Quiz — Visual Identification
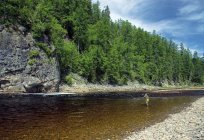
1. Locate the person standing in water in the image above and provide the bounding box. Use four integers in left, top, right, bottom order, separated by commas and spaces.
144, 93, 150, 106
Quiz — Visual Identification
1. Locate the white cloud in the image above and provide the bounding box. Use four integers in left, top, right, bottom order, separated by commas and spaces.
93, 0, 204, 55
93, 0, 145, 16
179, 0, 201, 15
179, 0, 204, 22
93, 0, 183, 33
186, 11, 204, 21
110, 12, 156, 32
175, 40, 202, 55
188, 45, 203, 56
179, 4, 200, 15
93, 0, 173, 33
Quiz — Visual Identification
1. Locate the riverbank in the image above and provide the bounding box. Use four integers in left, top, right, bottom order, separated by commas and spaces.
59, 83, 156, 93
1, 83, 204, 97
59, 84, 204, 94
125, 97, 204, 140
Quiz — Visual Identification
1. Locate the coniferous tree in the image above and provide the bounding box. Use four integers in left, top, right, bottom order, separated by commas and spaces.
1, 0, 203, 85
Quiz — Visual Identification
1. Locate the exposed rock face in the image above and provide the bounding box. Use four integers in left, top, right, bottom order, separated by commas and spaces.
0, 25, 60, 93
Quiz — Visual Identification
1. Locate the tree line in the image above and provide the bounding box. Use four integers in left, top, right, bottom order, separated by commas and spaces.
1, 0, 204, 85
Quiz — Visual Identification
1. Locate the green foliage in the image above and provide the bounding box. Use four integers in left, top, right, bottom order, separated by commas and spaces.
59, 41, 79, 75
29, 50, 39, 58
2, 0, 204, 86
36, 42, 52, 57
65, 75, 73, 85
28, 59, 36, 66
28, 50, 39, 66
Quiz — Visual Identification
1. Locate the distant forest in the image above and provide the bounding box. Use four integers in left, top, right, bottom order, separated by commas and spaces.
1, 0, 204, 85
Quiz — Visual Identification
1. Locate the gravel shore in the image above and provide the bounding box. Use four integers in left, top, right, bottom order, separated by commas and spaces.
59, 83, 157, 93
59, 84, 204, 94
125, 97, 204, 140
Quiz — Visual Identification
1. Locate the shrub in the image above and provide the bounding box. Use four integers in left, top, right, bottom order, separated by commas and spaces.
29, 50, 39, 58
65, 75, 73, 85
36, 42, 52, 57
28, 59, 36, 65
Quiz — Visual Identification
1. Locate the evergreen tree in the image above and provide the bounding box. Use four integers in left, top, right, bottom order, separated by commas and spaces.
1, 0, 203, 85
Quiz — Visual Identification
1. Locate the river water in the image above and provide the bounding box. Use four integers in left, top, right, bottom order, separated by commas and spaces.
0, 94, 201, 140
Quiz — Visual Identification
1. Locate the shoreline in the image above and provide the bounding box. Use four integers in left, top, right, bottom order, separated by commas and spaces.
59, 84, 204, 95
125, 97, 204, 140
60, 84, 204, 93
0, 84, 204, 97
1, 79, 204, 94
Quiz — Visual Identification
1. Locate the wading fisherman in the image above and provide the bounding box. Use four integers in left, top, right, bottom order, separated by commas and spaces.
144, 93, 150, 106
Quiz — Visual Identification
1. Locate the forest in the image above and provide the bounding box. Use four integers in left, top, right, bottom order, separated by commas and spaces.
1, 0, 204, 86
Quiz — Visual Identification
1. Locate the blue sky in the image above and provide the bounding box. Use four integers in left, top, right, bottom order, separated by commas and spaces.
93, 0, 204, 56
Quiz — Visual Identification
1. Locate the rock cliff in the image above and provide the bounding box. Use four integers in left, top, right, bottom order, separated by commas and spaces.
0, 25, 60, 93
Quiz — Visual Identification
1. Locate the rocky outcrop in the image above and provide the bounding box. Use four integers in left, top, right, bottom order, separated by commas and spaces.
0, 25, 60, 93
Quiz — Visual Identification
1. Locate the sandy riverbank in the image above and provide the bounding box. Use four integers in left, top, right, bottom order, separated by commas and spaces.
125, 97, 204, 140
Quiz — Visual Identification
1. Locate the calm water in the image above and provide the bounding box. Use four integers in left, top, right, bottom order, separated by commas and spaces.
0, 94, 200, 140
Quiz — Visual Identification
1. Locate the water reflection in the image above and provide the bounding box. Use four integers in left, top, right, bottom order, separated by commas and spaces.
0, 95, 199, 140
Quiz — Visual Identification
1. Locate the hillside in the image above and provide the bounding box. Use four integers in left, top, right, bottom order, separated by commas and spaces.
0, 0, 204, 91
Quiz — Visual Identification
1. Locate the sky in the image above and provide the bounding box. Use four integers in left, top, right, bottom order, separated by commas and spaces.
93, 0, 204, 56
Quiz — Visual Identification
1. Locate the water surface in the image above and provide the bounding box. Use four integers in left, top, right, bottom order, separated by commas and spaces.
0, 94, 200, 140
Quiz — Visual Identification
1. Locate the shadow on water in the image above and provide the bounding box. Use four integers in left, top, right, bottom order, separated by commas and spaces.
0, 92, 202, 140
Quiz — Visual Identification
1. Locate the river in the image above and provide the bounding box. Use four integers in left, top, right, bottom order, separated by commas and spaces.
0, 93, 202, 140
